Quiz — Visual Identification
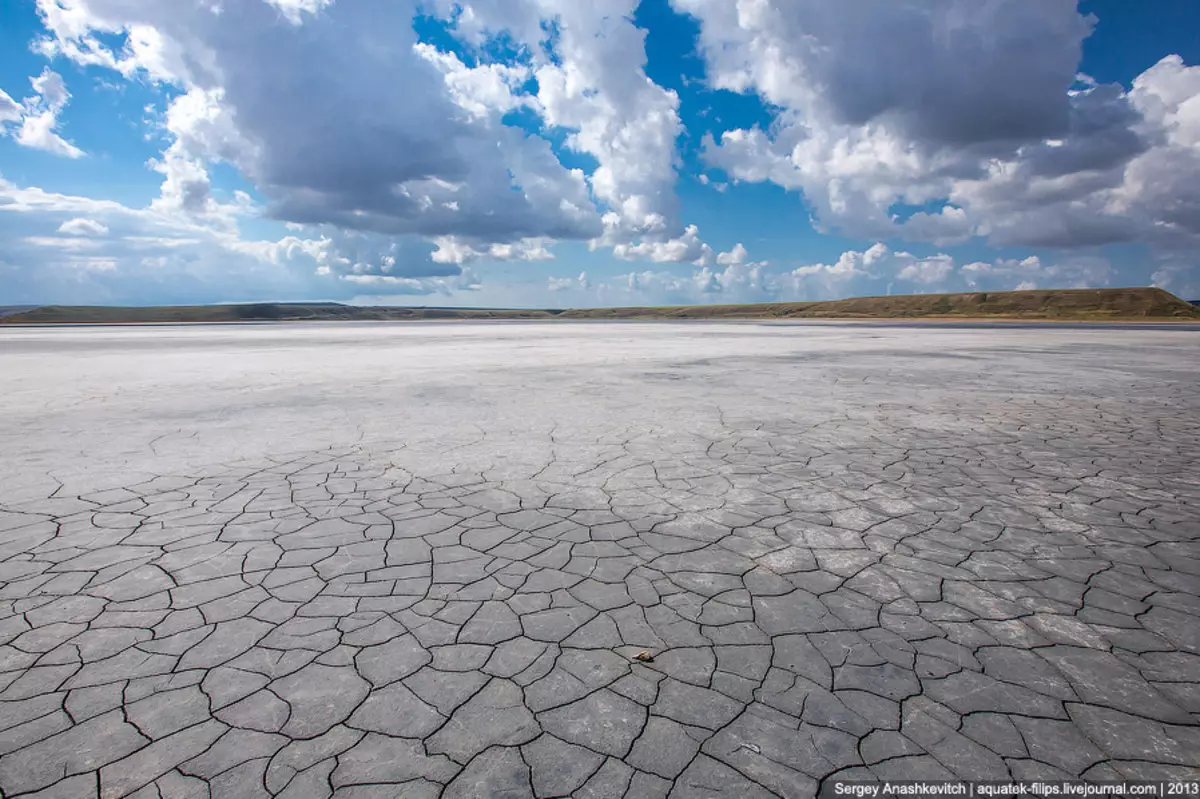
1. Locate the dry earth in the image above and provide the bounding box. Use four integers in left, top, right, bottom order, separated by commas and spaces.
1, 321, 1198, 798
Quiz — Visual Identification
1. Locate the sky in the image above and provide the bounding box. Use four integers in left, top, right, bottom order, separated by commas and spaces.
0, 0, 1198, 308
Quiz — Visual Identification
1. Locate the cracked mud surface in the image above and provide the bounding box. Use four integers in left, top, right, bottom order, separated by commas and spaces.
1, 321, 1198, 798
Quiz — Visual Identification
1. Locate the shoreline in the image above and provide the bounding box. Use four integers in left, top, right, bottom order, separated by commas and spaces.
4, 315, 1200, 328
3, 287, 1196, 326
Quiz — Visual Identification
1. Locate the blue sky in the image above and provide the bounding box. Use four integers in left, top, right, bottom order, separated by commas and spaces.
1, 0, 1198, 307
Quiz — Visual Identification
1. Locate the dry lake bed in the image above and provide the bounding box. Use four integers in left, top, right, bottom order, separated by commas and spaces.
1, 321, 1198, 798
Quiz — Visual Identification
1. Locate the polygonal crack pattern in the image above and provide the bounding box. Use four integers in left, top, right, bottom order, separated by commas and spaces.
2, 381, 1199, 798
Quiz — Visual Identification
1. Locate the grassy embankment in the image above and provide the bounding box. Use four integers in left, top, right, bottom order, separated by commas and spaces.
3, 287, 1197, 324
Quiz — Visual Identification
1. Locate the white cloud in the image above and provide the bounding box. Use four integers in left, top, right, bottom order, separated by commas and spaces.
612, 224, 714, 265
625, 269, 689, 297
6, 0, 1196, 305
717, 242, 748, 266
145, 87, 251, 226
896, 254, 954, 285
32, 0, 603, 257
1151, 263, 1200, 300
676, 1, 1200, 251
792, 243, 890, 279
899, 206, 974, 247
30, 69, 69, 111
339, 268, 480, 294
427, 0, 705, 258
571, 242, 1115, 305
1109, 56, 1200, 249
264, 0, 334, 24
698, 174, 729, 193
0, 89, 20, 124
0, 183, 293, 303
0, 178, 483, 305
601, 260, 780, 304
547, 270, 592, 293
24, 235, 104, 250
960, 253, 1112, 290
17, 112, 84, 159
431, 236, 556, 264
27, 0, 713, 267
1, 68, 84, 158
56, 218, 110, 236
414, 43, 530, 121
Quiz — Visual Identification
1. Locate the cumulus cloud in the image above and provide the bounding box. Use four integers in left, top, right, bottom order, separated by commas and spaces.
717, 242, 748, 266
0, 179, 484, 305
1, 181, 306, 304
593, 261, 782, 305
431, 236, 555, 265
697, 174, 727, 193
32, 0, 605, 254
6, 0, 1196, 305
792, 243, 890, 279
677, 0, 1200, 251
624, 269, 690, 299
0, 90, 20, 124
429, 1, 692, 251
414, 43, 531, 121
959, 253, 1113, 290
57, 218, 109, 236
788, 244, 1113, 297
547, 270, 593, 294
1112, 56, 1200, 248
612, 224, 714, 265
339, 267, 480, 295
1151, 262, 1200, 301
264, 0, 334, 25
544, 241, 1118, 307
896, 255, 955, 286
27, 0, 714, 267
0, 68, 84, 158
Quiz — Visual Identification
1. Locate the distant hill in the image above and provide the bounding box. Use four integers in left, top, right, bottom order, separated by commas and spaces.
0, 304, 562, 324
2, 287, 1197, 325
560, 287, 1200, 321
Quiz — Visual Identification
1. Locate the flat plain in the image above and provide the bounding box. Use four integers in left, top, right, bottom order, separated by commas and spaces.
1, 321, 1198, 798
